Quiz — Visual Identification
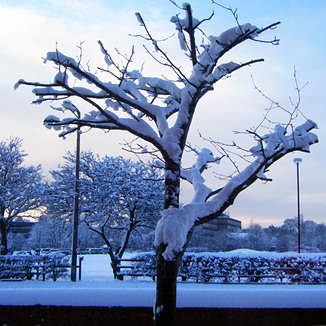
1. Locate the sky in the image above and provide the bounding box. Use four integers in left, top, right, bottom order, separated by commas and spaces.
0, 0, 325, 228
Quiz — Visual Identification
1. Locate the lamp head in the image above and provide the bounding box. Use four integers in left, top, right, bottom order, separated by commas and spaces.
293, 158, 302, 165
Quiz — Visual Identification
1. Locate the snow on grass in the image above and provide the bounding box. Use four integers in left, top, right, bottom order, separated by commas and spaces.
0, 253, 326, 308
82, 253, 114, 282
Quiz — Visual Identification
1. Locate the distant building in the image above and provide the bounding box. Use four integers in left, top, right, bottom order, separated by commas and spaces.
202, 213, 241, 237
8, 221, 35, 234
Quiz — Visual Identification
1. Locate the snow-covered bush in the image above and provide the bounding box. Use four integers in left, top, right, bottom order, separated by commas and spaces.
120, 253, 157, 279
0, 253, 69, 281
130, 250, 326, 284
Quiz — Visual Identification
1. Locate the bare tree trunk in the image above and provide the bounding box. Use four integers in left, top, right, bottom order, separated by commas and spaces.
84, 221, 122, 279
117, 210, 136, 259
154, 245, 182, 326
0, 217, 8, 255
97, 232, 122, 280
108, 249, 122, 280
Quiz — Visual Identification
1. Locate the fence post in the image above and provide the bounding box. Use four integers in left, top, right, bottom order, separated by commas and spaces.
78, 256, 83, 281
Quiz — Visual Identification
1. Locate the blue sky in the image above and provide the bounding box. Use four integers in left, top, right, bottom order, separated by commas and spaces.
1, 0, 325, 227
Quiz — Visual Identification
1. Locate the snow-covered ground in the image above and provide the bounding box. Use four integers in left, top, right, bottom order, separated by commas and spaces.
1, 253, 326, 308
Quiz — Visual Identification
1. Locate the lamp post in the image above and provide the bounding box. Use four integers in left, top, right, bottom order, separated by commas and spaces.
71, 126, 81, 281
293, 158, 302, 253
70, 104, 81, 282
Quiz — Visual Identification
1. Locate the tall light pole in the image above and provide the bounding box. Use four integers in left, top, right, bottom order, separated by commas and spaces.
71, 126, 81, 281
70, 101, 81, 281
293, 158, 302, 253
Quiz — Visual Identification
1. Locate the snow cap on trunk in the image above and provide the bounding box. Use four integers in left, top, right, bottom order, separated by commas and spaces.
154, 204, 204, 260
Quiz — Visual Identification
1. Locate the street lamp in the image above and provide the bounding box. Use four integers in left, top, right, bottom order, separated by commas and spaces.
68, 104, 81, 282
293, 158, 302, 253
71, 126, 81, 281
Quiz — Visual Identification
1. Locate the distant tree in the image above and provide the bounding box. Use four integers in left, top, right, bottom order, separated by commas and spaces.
7, 233, 28, 252
44, 152, 164, 277
282, 218, 299, 234
227, 231, 251, 250
42, 155, 77, 248
77, 222, 102, 249
301, 219, 317, 250
27, 217, 54, 250
278, 218, 326, 252
264, 225, 285, 252
245, 223, 269, 251
80, 154, 164, 278
17, 2, 319, 324
0, 138, 43, 255
315, 223, 326, 251
263, 218, 326, 253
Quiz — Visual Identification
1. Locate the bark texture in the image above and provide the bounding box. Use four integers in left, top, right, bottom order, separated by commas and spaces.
154, 245, 183, 326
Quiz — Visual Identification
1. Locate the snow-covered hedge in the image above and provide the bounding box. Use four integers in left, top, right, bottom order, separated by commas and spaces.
0, 253, 70, 281
127, 250, 326, 283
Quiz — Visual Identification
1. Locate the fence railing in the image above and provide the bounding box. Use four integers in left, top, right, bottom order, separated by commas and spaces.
0, 254, 83, 281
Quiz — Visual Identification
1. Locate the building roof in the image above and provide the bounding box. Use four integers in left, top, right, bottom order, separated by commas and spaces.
9, 221, 35, 234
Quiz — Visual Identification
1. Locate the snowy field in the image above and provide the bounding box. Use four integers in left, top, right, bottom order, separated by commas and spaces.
1, 253, 326, 309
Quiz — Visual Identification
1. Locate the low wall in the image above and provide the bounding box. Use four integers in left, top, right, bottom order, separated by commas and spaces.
0, 306, 325, 326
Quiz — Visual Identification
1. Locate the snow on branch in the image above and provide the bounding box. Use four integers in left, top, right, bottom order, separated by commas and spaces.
170, 4, 200, 58
42, 51, 164, 121
250, 120, 318, 161
181, 148, 221, 203
16, 3, 281, 157
155, 119, 318, 260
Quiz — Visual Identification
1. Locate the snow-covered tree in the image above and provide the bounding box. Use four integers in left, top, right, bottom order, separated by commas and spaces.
79, 153, 164, 278
8, 232, 29, 252
17, 3, 318, 324
42, 153, 78, 249
0, 138, 43, 255
264, 218, 326, 253
27, 217, 54, 250
315, 223, 326, 251
44, 152, 163, 277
